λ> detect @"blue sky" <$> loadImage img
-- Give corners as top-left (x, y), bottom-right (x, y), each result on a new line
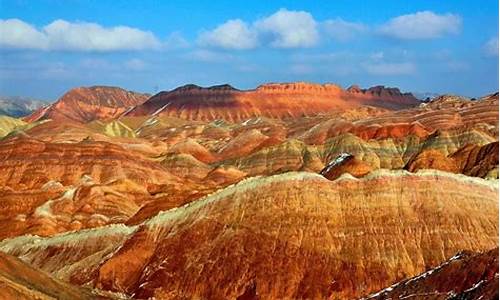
top-left (0, 0), bottom-right (498, 100)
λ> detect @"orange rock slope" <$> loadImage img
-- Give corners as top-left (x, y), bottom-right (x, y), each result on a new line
top-left (25, 86), bottom-right (149, 123)
top-left (1, 170), bottom-right (497, 299)
top-left (0, 251), bottom-right (115, 299)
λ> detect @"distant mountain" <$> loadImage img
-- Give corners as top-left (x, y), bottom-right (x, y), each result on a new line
top-left (0, 96), bottom-right (50, 117)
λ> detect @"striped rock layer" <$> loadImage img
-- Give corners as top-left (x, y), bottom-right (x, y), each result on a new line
top-left (1, 170), bottom-right (497, 299)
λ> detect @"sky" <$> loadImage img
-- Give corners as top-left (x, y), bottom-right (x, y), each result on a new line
top-left (0, 0), bottom-right (498, 100)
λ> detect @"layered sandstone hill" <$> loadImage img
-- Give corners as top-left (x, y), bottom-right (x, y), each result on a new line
top-left (0, 251), bottom-right (114, 300)
top-left (125, 82), bottom-right (418, 122)
top-left (1, 170), bottom-right (497, 299)
top-left (0, 137), bottom-right (177, 238)
top-left (296, 94), bottom-right (498, 145)
top-left (364, 248), bottom-right (498, 300)
top-left (25, 86), bottom-right (149, 123)
top-left (406, 142), bottom-right (499, 178)
top-left (0, 135), bottom-right (254, 238)
top-left (0, 136), bottom-right (174, 190)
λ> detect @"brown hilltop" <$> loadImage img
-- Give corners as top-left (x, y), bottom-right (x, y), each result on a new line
top-left (25, 86), bottom-right (149, 123)
top-left (126, 82), bottom-right (419, 122)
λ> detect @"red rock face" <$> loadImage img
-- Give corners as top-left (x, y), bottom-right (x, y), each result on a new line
top-left (126, 82), bottom-right (419, 122)
top-left (363, 248), bottom-right (498, 300)
top-left (25, 86), bottom-right (149, 123)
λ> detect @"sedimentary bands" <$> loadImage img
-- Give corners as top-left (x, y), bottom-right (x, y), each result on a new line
top-left (0, 83), bottom-right (497, 299)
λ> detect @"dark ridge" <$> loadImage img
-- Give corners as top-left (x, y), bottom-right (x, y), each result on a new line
top-left (86, 85), bottom-right (126, 91)
top-left (208, 84), bottom-right (239, 91)
top-left (346, 85), bottom-right (417, 99)
top-left (346, 85), bottom-right (362, 93)
top-left (170, 84), bottom-right (203, 92)
top-left (169, 84), bottom-right (239, 93)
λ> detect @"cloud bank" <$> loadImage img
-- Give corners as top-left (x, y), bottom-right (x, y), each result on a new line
top-left (0, 19), bottom-right (160, 51)
top-left (377, 11), bottom-right (461, 40)
top-left (198, 9), bottom-right (318, 49)
top-left (198, 19), bottom-right (258, 50)
top-left (1, 10), bottom-right (464, 52)
top-left (198, 9), bottom-right (462, 50)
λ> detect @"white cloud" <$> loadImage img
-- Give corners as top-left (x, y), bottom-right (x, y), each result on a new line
top-left (322, 18), bottom-right (366, 42)
top-left (44, 20), bottom-right (160, 51)
top-left (198, 19), bottom-right (258, 49)
top-left (484, 37), bottom-right (499, 57)
top-left (0, 18), bottom-right (161, 51)
top-left (0, 19), bottom-right (48, 49)
top-left (255, 9), bottom-right (318, 48)
top-left (378, 11), bottom-right (461, 39)
top-left (199, 9), bottom-right (318, 49)
top-left (363, 62), bottom-right (416, 75)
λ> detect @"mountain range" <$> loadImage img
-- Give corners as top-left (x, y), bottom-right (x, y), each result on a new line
top-left (0, 82), bottom-right (497, 299)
